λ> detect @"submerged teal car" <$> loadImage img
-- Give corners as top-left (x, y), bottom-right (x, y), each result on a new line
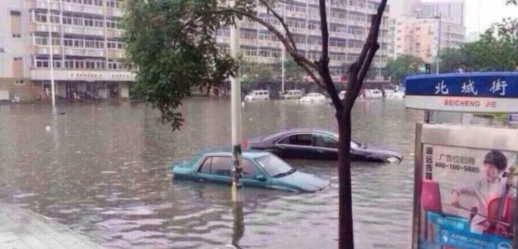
top-left (171, 150), bottom-right (330, 193)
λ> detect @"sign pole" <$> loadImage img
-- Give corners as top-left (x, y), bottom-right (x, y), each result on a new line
top-left (47, 0), bottom-right (56, 113)
top-left (230, 0), bottom-right (243, 203)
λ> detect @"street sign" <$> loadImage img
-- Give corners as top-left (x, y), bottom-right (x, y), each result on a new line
top-left (405, 72), bottom-right (518, 113)
top-left (412, 123), bottom-right (518, 249)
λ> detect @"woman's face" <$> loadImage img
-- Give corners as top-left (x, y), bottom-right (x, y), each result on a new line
top-left (484, 163), bottom-right (500, 179)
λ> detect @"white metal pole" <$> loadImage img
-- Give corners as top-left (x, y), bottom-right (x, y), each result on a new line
top-left (436, 14), bottom-right (441, 74)
top-left (230, 0), bottom-right (243, 203)
top-left (47, 0), bottom-right (56, 111)
top-left (281, 2), bottom-right (286, 94)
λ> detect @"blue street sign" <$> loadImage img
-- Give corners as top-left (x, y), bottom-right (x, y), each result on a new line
top-left (404, 72), bottom-right (518, 113)
top-left (405, 72), bottom-right (518, 98)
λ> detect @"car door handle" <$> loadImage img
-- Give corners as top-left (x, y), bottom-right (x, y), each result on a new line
top-left (316, 149), bottom-right (325, 153)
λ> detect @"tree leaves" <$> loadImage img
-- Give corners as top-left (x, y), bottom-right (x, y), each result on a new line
top-left (123, 0), bottom-right (241, 130)
top-left (439, 18), bottom-right (518, 73)
top-left (383, 55), bottom-right (424, 85)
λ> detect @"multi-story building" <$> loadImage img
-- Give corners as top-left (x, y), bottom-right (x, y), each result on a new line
top-left (393, 0), bottom-right (466, 63)
top-left (390, 0), bottom-right (421, 18)
top-left (0, 0), bottom-right (133, 102)
top-left (418, 0), bottom-right (465, 26)
top-left (216, 0), bottom-right (393, 82)
top-left (394, 16), bottom-right (465, 62)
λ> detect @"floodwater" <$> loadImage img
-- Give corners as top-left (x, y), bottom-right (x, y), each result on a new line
top-left (0, 98), bottom-right (423, 249)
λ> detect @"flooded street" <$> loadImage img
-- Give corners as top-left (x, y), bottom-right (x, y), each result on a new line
top-left (0, 98), bottom-right (423, 249)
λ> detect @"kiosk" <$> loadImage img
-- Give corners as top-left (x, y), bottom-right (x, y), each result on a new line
top-left (406, 73), bottom-right (518, 249)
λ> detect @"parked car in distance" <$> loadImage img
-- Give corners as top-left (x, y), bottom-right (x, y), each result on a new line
top-left (246, 129), bottom-right (403, 163)
top-left (299, 92), bottom-right (327, 103)
top-left (244, 90), bottom-right (270, 102)
top-left (363, 89), bottom-right (383, 99)
top-left (339, 91), bottom-right (346, 100)
top-left (281, 90), bottom-right (303, 100)
top-left (171, 149), bottom-right (330, 193)
top-left (384, 89), bottom-right (405, 99)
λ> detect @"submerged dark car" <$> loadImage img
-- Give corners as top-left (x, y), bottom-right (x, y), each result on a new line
top-left (246, 129), bottom-right (403, 163)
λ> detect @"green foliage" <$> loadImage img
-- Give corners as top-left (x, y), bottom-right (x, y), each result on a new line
top-left (383, 54), bottom-right (424, 85)
top-left (240, 60), bottom-right (276, 85)
top-left (123, 0), bottom-right (253, 130)
top-left (439, 18), bottom-right (518, 73)
top-left (275, 57), bottom-right (306, 83)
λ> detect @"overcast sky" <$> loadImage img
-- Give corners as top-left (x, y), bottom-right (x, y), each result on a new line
top-left (463, 0), bottom-right (518, 33)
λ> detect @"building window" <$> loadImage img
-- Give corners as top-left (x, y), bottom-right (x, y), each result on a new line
top-left (10, 11), bottom-right (22, 38)
top-left (34, 11), bottom-right (48, 22)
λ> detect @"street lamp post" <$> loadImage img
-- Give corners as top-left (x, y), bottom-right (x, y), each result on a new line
top-left (414, 8), bottom-right (442, 74)
top-left (47, 0), bottom-right (56, 112)
top-left (230, 0), bottom-right (243, 203)
top-left (436, 13), bottom-right (442, 74)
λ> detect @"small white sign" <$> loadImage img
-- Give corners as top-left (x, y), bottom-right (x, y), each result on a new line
top-left (405, 96), bottom-right (518, 113)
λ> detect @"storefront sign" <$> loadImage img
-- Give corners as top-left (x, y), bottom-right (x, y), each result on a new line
top-left (405, 73), bottom-right (518, 113)
top-left (31, 69), bottom-right (135, 82)
top-left (413, 124), bottom-right (518, 249)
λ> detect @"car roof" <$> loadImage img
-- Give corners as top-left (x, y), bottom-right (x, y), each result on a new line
top-left (263, 128), bottom-right (338, 140)
top-left (194, 147), bottom-right (271, 159)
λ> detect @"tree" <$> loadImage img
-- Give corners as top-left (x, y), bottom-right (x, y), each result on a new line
top-left (507, 0), bottom-right (517, 5)
top-left (438, 18), bottom-right (518, 72)
top-left (274, 57), bottom-right (306, 84)
top-left (123, 1), bottom-right (388, 248)
top-left (240, 60), bottom-right (275, 84)
top-left (383, 54), bottom-right (424, 85)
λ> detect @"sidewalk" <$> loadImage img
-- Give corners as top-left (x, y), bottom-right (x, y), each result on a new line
top-left (0, 203), bottom-right (104, 249)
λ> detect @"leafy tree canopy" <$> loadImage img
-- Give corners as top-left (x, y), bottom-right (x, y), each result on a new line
top-left (123, 0), bottom-right (256, 130)
top-left (439, 18), bottom-right (518, 73)
top-left (383, 54), bottom-right (424, 85)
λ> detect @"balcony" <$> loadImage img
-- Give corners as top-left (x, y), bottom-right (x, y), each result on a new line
top-left (287, 11), bottom-right (306, 20)
top-left (63, 26), bottom-right (104, 37)
top-left (239, 39), bottom-right (258, 47)
top-left (26, 0), bottom-right (60, 10)
top-left (330, 31), bottom-right (347, 39)
top-left (64, 47), bottom-right (105, 57)
top-left (106, 29), bottom-right (124, 38)
top-left (347, 5), bottom-right (364, 13)
top-left (31, 46), bottom-right (62, 55)
top-left (28, 23), bottom-right (61, 33)
top-left (31, 69), bottom-right (135, 82)
top-left (63, 3), bottom-right (103, 16)
top-left (106, 49), bottom-right (125, 59)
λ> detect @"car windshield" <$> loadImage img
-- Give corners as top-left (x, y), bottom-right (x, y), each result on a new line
top-left (255, 154), bottom-right (295, 178)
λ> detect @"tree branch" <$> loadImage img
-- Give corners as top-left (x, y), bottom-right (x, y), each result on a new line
top-left (215, 7), bottom-right (328, 89)
top-left (317, 0), bottom-right (342, 110)
top-left (345, 0), bottom-right (387, 111)
top-left (257, 0), bottom-right (298, 51)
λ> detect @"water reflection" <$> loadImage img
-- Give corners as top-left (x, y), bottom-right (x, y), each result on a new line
top-left (0, 99), bottom-right (423, 249)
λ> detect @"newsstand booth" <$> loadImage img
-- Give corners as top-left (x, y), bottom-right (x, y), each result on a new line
top-left (405, 72), bottom-right (518, 249)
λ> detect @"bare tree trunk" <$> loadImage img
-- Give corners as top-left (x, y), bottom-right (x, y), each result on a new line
top-left (338, 109), bottom-right (353, 249)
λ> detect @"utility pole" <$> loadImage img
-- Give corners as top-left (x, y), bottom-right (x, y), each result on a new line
top-left (47, 0), bottom-right (56, 113)
top-left (230, 0), bottom-right (243, 203)
top-left (436, 13), bottom-right (442, 74)
top-left (281, 2), bottom-right (286, 94)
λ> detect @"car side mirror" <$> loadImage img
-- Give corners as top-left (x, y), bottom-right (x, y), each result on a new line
top-left (255, 175), bottom-right (267, 181)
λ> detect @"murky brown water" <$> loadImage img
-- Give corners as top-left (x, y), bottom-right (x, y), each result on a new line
top-left (0, 98), bottom-right (423, 249)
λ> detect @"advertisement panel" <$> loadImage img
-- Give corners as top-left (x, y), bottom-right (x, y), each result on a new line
top-left (413, 124), bottom-right (518, 249)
